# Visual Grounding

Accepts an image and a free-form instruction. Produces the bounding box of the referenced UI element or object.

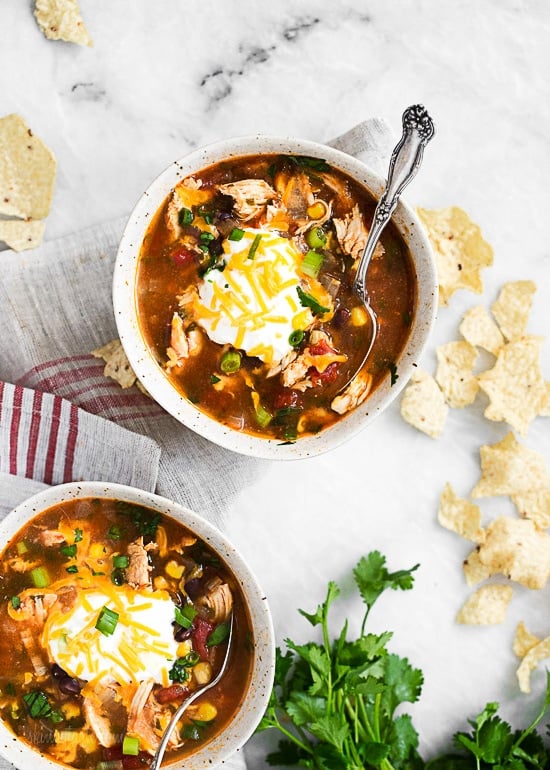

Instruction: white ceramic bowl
[113,135,437,459]
[0,481,275,770]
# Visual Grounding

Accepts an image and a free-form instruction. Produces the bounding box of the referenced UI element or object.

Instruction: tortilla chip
[476,516,550,589]
[477,335,548,435]
[463,547,494,586]
[0,219,45,251]
[435,340,479,408]
[399,368,448,438]
[34,0,93,46]
[472,432,550,498]
[416,206,494,307]
[540,382,550,417]
[513,621,540,659]
[512,488,550,530]
[438,483,485,543]
[0,114,56,221]
[517,636,550,693]
[456,584,513,625]
[459,305,504,355]
[491,280,536,342]
[92,339,137,389]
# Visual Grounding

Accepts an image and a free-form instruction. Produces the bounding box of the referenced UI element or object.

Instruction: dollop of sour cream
[195,228,313,365]
[45,584,180,685]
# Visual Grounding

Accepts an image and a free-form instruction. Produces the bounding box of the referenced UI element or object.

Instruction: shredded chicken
[331,371,373,414]
[125,537,152,590]
[279,330,347,390]
[36,529,66,547]
[127,679,180,755]
[196,577,233,624]
[333,204,369,264]
[265,349,298,379]
[219,178,276,221]
[83,695,118,747]
[165,313,203,371]
[15,592,58,675]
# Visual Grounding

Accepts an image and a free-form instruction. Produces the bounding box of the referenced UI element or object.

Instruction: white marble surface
[1,0,550,766]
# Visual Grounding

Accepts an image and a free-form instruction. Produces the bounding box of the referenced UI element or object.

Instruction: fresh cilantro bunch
[257,551,423,770]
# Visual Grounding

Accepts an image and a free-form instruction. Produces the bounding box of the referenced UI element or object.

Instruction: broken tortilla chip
[463,547,494,586]
[476,516,550,589]
[0,114,56,221]
[491,280,536,342]
[399,368,448,438]
[513,621,541,659]
[456,584,513,625]
[438,482,485,543]
[435,340,479,408]
[416,206,493,307]
[92,339,137,389]
[459,305,504,355]
[477,335,548,435]
[0,219,45,251]
[512,488,550,530]
[517,636,550,693]
[34,0,93,46]
[472,432,550,498]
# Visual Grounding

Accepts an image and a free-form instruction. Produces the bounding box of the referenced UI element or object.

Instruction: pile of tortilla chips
[411,208,550,693]
[0,114,57,252]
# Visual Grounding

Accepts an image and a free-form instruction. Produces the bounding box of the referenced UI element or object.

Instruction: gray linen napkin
[0,118,393,769]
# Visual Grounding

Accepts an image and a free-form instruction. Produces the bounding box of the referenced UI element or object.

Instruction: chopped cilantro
[296,286,329,315]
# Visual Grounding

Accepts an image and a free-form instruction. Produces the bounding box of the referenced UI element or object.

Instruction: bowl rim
[0,481,275,770]
[113,134,438,459]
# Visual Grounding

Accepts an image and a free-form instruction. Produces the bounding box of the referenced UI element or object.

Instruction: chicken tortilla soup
[136,154,416,442]
[0,498,253,769]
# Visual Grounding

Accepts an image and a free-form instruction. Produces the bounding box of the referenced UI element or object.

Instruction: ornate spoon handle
[353,104,435,300]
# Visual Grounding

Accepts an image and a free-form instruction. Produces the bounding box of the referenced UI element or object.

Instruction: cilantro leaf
[296,286,329,315]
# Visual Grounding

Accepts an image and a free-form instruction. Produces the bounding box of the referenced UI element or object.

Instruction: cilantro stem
[268,710,314,757]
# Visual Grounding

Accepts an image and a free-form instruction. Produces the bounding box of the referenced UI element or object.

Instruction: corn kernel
[194,702,217,722]
[351,306,368,326]
[177,641,192,657]
[307,202,325,220]
[89,543,106,559]
[24,672,33,685]
[154,576,169,591]
[61,702,81,720]
[165,560,184,579]
[193,662,212,685]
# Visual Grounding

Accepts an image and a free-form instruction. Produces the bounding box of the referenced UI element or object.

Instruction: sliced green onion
[300,249,325,278]
[74,528,83,543]
[111,568,125,586]
[207,621,230,646]
[60,544,77,558]
[288,329,305,348]
[175,604,197,629]
[197,206,213,224]
[10,596,20,609]
[305,226,327,250]
[199,231,215,243]
[247,233,262,260]
[122,735,140,756]
[255,404,273,428]
[16,541,29,555]
[228,227,245,241]
[296,286,329,315]
[108,525,122,540]
[95,606,119,637]
[66,565,79,574]
[31,566,50,588]
[112,554,130,569]
[283,426,298,442]
[220,350,241,374]
[178,208,194,226]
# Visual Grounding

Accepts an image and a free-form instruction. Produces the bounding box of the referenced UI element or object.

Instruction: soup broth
[0,498,253,769]
[137,154,416,441]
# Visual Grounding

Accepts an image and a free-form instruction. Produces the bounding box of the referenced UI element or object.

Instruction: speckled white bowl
[113,135,437,459]
[0,481,275,770]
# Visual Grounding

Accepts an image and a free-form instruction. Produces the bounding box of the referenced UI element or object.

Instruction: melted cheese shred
[195,228,315,365]
[44,581,179,685]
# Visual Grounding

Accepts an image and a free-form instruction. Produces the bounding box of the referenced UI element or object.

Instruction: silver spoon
[345,104,435,387]
[149,613,234,770]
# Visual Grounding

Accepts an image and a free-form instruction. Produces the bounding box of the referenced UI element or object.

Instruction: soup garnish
[137,154,415,441]
[0,498,253,769]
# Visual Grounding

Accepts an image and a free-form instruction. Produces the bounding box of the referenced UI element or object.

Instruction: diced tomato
[308,339,333,357]
[171,245,197,267]
[309,362,340,386]
[192,616,214,660]
[122,752,151,769]
[155,684,189,704]
[272,389,299,410]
